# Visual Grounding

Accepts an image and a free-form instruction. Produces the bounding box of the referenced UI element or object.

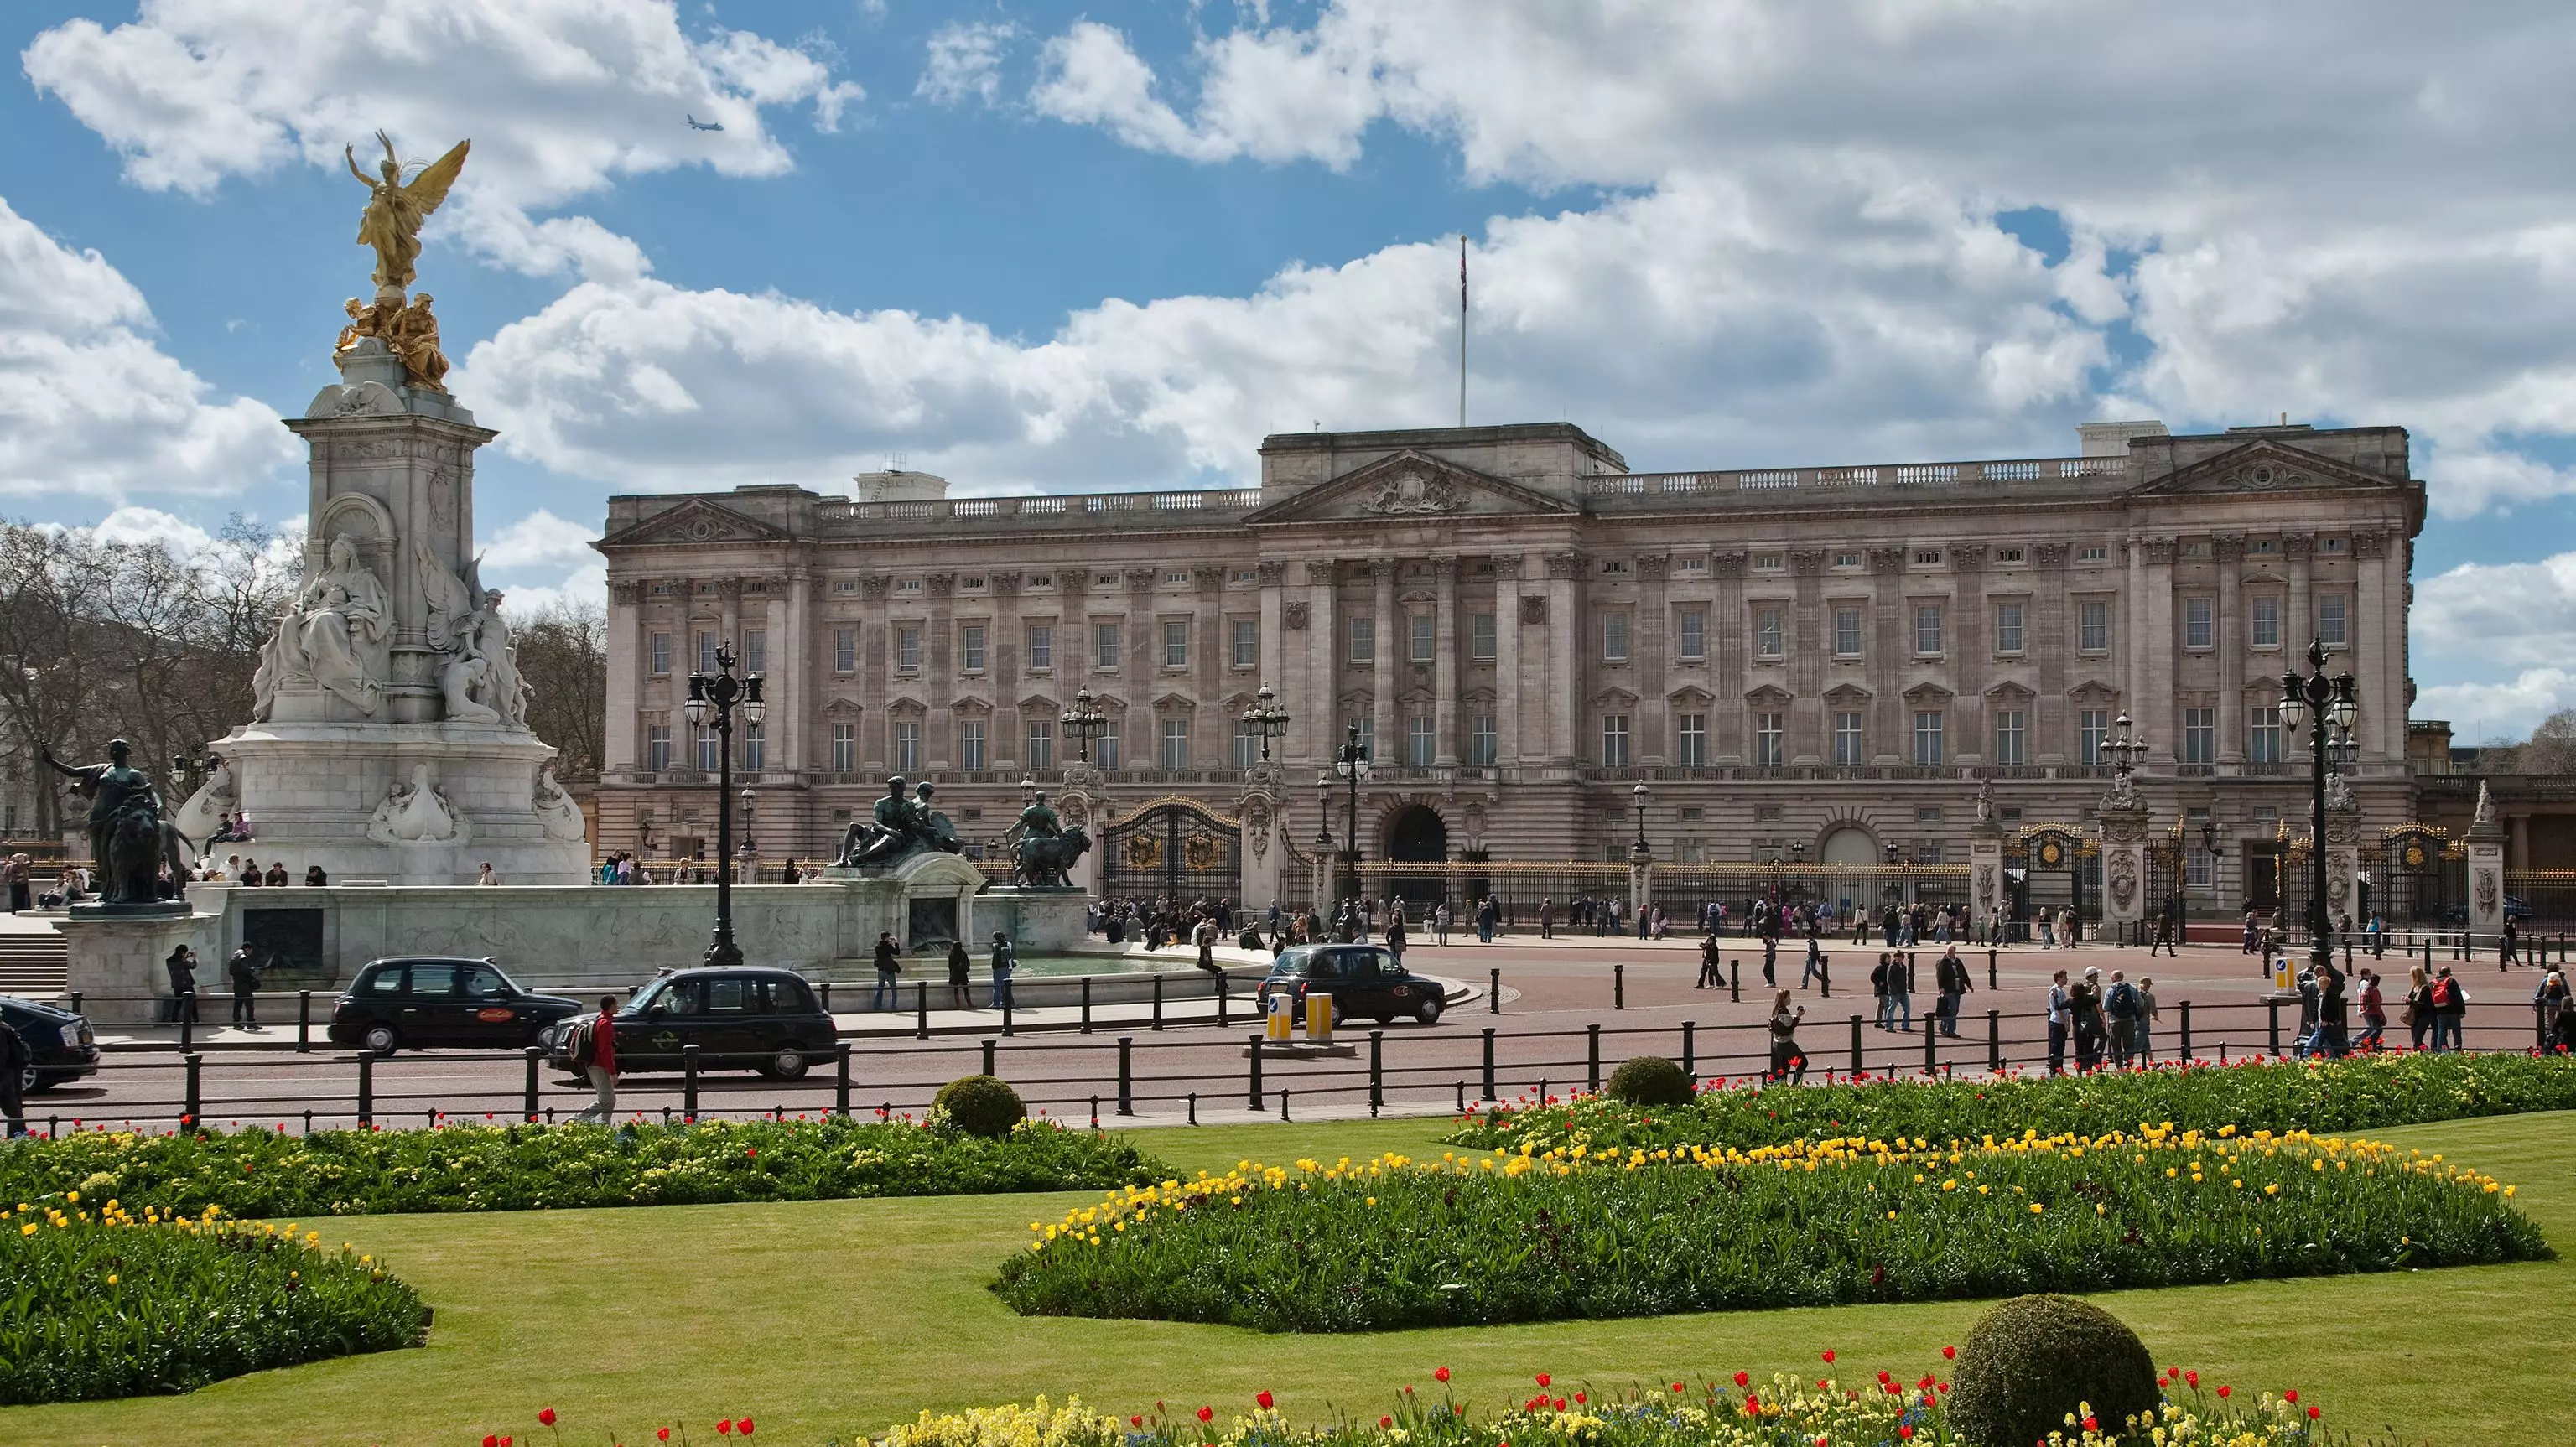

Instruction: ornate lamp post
[1332,722,1370,905]
[2278,640,2358,977]
[1062,687,1107,765]
[1314,774,1333,848]
[737,786,757,879]
[1630,781,1651,860]
[1239,682,1291,765]
[683,642,763,967]
[2103,713,2148,781]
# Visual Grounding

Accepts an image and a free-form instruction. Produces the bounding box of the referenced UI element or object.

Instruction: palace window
[1678,556,1708,575]
[647,724,672,771]
[695,726,720,773]
[1410,613,1435,664]
[1026,623,1053,670]
[1834,552,1862,568]
[1996,547,2025,563]
[1995,602,2025,654]
[1233,719,1261,770]
[2184,597,2214,650]
[1833,608,1862,657]
[696,631,719,674]
[2079,545,2109,563]
[1914,604,1944,656]
[2184,707,2215,764]
[1160,718,1189,770]
[832,628,855,673]
[1677,712,1707,766]
[1677,608,1706,660]
[1469,612,1497,662]
[1026,719,1055,770]
[1093,622,1119,669]
[2251,596,2281,649]
[1756,608,1784,659]
[958,624,985,672]
[829,723,854,774]
[1163,620,1189,668]
[2080,599,2111,652]
[1469,715,1498,766]
[742,722,764,773]
[1231,618,1259,668]
[2080,708,2110,765]
[1993,709,2028,767]
[1914,549,1945,565]
[1600,714,1631,766]
[1912,711,1945,766]
[649,632,671,676]
[2318,594,2349,646]
[893,721,921,775]
[1601,558,1630,574]
[1753,552,1784,571]
[895,627,921,672]
[744,629,767,675]
[1407,714,1435,767]
[1602,611,1631,662]
[1348,616,1374,664]
[2249,703,2283,762]
[1348,716,1375,762]
[1753,711,1784,767]
[960,719,984,772]
[1834,712,1864,765]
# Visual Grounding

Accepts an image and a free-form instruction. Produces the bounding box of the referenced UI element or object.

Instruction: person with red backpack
[2428,967,2468,1053]
[570,995,621,1123]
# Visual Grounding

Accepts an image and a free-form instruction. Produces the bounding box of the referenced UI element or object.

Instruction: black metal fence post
[682,1045,700,1122]
[1987,947,1998,991]
[522,1047,540,1122]
[981,1039,997,1076]
[1152,975,1165,1030]
[1081,978,1093,1034]
[1586,1022,1602,1093]
[1728,959,1741,1003]
[2266,998,2281,1056]
[1004,988,1015,1036]
[1368,1029,1384,1115]
[1849,1014,1863,1076]
[916,982,927,1040]
[182,1051,201,1125]
[1246,1033,1263,1111]
[1117,1036,1134,1116]
[1821,956,1832,998]
[835,1042,851,1117]
[1613,963,1625,1010]
[1489,967,1501,1014]
[356,1053,374,1128]
[1681,1019,1696,1079]
[1987,1009,2002,1072]
[1481,1026,1497,1102]
[1923,1009,1935,1076]
[2179,1001,2193,1061]
[1216,976,1228,1029]
[297,991,312,1052]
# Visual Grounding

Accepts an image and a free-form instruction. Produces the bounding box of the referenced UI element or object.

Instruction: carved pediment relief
[1592,685,1640,707]
[1822,683,1873,705]
[2068,679,2122,703]
[1016,693,1060,715]
[2128,439,2398,499]
[1744,684,1793,706]
[1667,684,1715,706]
[1244,449,1582,526]
[598,498,791,548]
[1903,682,1955,705]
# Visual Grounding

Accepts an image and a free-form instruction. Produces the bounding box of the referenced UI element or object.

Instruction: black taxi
[1255,943,1445,1026]
[547,967,834,1081]
[3,994,101,1091]
[329,957,584,1055]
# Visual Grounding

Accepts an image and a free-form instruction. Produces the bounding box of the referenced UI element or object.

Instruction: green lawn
[8,1112,2573,1447]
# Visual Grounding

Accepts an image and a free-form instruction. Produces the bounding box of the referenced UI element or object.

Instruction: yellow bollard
[1265,989,1294,1042]
[1306,990,1334,1044]
[2274,958,2293,993]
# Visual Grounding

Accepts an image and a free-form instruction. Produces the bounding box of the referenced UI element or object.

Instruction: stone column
[1868,548,1904,763]
[1124,567,1156,763]
[2140,538,2179,765]
[2324,791,2363,930]
[1629,854,1653,925]
[1433,557,1461,765]
[1544,552,1583,765]
[2465,782,2506,944]
[1968,811,2007,936]
[1237,781,1282,910]
[1636,554,1670,762]
[1951,544,1987,764]
[2096,788,2152,934]
[607,579,644,770]
[1494,555,1527,765]
[2285,532,2315,666]
[1714,552,1748,760]
[763,585,791,775]
[2033,544,2070,760]
[2215,533,2246,762]
[1370,558,1398,765]
[2354,531,2396,760]
[860,575,891,770]
[1305,560,1339,761]
[1060,781,1104,899]
[1256,559,1288,757]
[924,572,956,770]
[1193,564,1225,768]
[1786,551,1825,764]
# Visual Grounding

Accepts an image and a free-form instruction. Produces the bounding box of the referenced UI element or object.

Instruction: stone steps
[0,928,68,998]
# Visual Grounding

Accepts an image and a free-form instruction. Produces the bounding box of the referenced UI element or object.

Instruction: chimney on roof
[2077,419,2169,458]
[853,469,948,502]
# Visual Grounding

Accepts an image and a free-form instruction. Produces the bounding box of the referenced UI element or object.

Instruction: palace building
[593,418,2426,918]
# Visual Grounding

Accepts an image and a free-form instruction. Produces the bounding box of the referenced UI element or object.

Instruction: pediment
[1823,683,1872,704]
[2069,678,2121,701]
[1592,685,1640,706]
[598,498,792,548]
[1667,684,1715,706]
[1244,449,1582,526]
[2127,439,2397,499]
[1016,693,1059,714]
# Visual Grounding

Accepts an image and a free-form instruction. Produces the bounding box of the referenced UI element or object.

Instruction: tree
[2521,708,2576,775]
[511,599,607,781]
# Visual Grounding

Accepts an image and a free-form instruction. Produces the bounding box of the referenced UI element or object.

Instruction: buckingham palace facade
[594,418,2425,913]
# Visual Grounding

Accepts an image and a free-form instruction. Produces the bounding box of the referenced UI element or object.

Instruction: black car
[2,995,100,1092]
[2441,896,2532,926]
[1256,944,1445,1026]
[329,957,584,1056]
[546,967,834,1081]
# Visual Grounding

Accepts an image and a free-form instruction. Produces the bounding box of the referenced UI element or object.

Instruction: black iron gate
[1099,798,1243,904]
[2365,827,2457,927]
[2007,827,2096,928]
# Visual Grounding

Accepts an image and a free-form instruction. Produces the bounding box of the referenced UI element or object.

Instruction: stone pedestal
[1629,857,1653,924]
[60,910,223,1025]
[1967,823,2005,936]
[2096,797,2152,935]
[217,721,589,884]
[2464,780,2506,943]
[820,850,989,953]
[2324,799,2364,931]
[979,886,1088,953]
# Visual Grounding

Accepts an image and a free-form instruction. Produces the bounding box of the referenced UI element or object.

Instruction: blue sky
[5,1,2575,740]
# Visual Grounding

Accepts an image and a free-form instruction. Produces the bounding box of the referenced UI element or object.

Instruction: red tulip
[1535,1373,1550,1388]
[1256,1392,1274,1411]
[538,1409,556,1427]
[2283,1390,2298,1404]
[1733,1372,1750,1388]
[718,1422,734,1437]
[657,1431,671,1443]
[1379,1417,1393,1429]
[1571,1392,1586,1405]
[1131,1418,1144,1428]
[486,1437,500,1447]
[1550,1398,1566,1412]
[739,1421,754,1437]
[2217,1386,2231,1399]
[1940,1346,1957,1361]
[2185,1371,2199,1388]
[2308,1406,2321,1420]
[1820,1351,1836,1365]
[1900,1429,1914,1441]
[1197,1407,1214,1423]
[1671,1382,1686,1393]
[2083,1417,2099,1431]
[1434,1367,1450,1383]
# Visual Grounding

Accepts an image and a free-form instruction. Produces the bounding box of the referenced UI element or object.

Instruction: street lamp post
[1062,687,1107,765]
[1332,722,1370,906]
[2278,640,2358,978]
[1239,683,1290,765]
[738,786,757,881]
[683,642,764,968]
[1630,781,1651,860]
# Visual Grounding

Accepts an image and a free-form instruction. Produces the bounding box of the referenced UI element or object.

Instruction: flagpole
[1458,234,1468,428]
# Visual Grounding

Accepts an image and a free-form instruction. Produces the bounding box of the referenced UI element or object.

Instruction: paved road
[22,933,2549,1135]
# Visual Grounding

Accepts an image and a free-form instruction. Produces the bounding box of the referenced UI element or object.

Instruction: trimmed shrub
[1948,1294,2160,1447]
[934,1074,1028,1139]
[1604,1055,1694,1107]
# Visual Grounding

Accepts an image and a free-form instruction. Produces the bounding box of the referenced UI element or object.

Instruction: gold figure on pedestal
[386,293,449,392]
[345,130,470,293]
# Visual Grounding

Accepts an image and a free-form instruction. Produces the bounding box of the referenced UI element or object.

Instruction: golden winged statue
[345,131,470,293]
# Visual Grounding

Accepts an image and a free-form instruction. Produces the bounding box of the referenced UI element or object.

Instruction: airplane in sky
[686,114,724,132]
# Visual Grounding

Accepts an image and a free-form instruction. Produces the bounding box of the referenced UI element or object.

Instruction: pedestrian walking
[989,931,1017,1011]
[870,931,901,1011]
[226,943,262,1029]
[2355,967,2387,1051]
[2045,969,2071,1075]
[1696,933,1723,989]
[1800,934,1826,990]
[2104,969,2142,1067]
[2136,976,2161,1061]
[2501,916,2521,969]
[1935,945,1971,1037]
[1768,989,1808,1084]
[1870,952,1893,1029]
[2402,964,2434,1051]
[1384,913,1406,969]
[946,938,974,1010]
[1761,931,1779,987]
[1889,951,1914,1031]
[0,1014,28,1138]
[1538,897,1554,941]
[2430,966,2468,1052]
[2312,960,2350,1058]
[165,945,199,1027]
[2071,966,2107,1070]
[571,996,621,1124]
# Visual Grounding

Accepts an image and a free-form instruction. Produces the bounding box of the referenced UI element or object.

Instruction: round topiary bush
[1947,1294,2160,1447]
[1603,1055,1694,1107]
[933,1074,1028,1139]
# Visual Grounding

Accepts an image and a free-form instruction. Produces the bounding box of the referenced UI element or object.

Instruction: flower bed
[854,1364,2360,1447]
[0,1116,1163,1218]
[0,1197,429,1405]
[1445,1050,2576,1157]
[993,1130,2544,1331]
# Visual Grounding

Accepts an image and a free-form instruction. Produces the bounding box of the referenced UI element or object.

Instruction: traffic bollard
[1368,1029,1384,1115]
[1987,947,1998,991]
[1586,1023,1601,1093]
[1217,976,1228,1029]
[1246,1033,1264,1111]
[183,1051,201,1125]
[981,1039,997,1076]
[1613,963,1625,1010]
[1117,1036,1134,1116]
[2179,1001,2194,1061]
[835,1042,852,1117]
[1729,958,1740,1002]
[1490,967,1501,1014]
[1849,1015,1863,1076]
[1987,1009,2002,1072]
[2266,999,2281,1056]
[1153,975,1165,1030]
[1081,978,1093,1034]
[1481,1027,1497,1102]
[356,1053,374,1128]
[683,1045,700,1122]
[297,991,312,1052]
[522,1047,540,1122]
[916,981,927,1040]
[1681,1019,1696,1079]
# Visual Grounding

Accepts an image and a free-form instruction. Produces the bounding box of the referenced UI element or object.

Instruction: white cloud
[2416,671,2576,745]
[2409,552,2576,738]
[492,560,606,619]
[0,194,296,501]
[918,22,1016,107]
[24,0,865,280]
[454,166,2103,491]
[480,507,598,571]
[87,505,214,553]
